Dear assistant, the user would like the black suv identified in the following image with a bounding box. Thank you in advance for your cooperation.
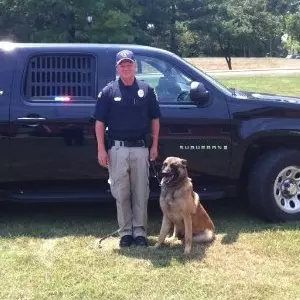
[1,41,300,222]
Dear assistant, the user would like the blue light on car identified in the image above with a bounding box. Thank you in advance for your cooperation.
[55,96,71,102]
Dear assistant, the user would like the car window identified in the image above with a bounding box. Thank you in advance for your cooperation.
[24,54,97,102]
[134,55,193,103]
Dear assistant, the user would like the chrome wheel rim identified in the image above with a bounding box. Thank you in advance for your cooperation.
[274,166,300,214]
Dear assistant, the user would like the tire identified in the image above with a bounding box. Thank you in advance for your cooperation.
[247,148,300,222]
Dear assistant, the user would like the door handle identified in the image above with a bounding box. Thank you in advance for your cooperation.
[17,117,46,128]
[17,117,46,121]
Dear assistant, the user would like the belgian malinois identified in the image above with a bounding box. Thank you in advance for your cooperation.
[152,156,215,254]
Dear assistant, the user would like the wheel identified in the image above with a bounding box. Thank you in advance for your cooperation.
[247,148,300,222]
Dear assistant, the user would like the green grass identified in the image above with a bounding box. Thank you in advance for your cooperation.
[1,200,300,300]
[215,74,300,96]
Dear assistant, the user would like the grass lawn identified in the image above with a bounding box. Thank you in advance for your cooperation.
[1,74,300,300]
[214,74,300,96]
[1,200,300,300]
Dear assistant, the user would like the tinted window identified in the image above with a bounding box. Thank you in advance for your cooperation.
[135,55,193,103]
[24,54,97,101]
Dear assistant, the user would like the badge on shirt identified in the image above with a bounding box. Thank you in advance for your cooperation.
[137,89,144,98]
[114,96,121,101]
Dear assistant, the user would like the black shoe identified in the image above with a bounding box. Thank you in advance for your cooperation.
[119,235,133,247]
[134,236,148,246]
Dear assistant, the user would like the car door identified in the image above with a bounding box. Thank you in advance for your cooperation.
[53,48,111,182]
[9,48,107,182]
[134,53,232,183]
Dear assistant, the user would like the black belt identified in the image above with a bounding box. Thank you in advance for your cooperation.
[112,139,146,147]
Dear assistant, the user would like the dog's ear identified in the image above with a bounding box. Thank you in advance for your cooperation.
[181,159,187,167]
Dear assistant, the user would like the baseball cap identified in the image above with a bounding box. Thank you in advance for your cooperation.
[116,50,135,65]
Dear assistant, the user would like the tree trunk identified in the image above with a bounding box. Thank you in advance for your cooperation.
[225,56,232,70]
[218,38,232,70]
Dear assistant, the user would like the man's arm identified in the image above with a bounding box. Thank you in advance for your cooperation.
[95,120,106,152]
[93,86,111,167]
[95,121,109,167]
[147,86,161,161]
[151,118,160,149]
[150,117,160,161]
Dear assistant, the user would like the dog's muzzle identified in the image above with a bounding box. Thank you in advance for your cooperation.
[161,170,176,185]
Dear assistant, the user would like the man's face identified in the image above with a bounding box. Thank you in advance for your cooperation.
[116,60,135,80]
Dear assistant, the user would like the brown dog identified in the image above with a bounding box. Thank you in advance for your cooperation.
[152,156,215,254]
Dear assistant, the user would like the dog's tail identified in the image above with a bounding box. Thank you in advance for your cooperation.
[193,229,215,243]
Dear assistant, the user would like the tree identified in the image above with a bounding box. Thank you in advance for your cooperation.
[283,12,300,54]
[135,0,182,54]
[285,12,300,42]
[0,0,287,59]
[0,0,143,43]
[179,0,282,69]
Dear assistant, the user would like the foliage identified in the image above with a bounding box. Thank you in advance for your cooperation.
[0,0,298,66]
[281,33,300,54]
[0,0,142,43]
[178,0,283,69]
[285,12,300,42]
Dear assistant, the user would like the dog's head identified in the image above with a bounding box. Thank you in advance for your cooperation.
[160,156,188,186]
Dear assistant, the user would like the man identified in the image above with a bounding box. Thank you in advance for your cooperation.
[93,49,161,247]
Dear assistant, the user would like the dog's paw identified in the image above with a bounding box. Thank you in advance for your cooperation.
[166,236,176,243]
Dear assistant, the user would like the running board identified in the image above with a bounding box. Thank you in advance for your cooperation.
[2,185,231,203]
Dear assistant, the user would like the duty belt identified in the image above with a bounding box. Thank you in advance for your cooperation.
[112,140,146,147]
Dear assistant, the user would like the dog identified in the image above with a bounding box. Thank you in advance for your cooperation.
[152,156,215,254]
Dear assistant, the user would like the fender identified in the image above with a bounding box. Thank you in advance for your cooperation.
[231,118,300,179]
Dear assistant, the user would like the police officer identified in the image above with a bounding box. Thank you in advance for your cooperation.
[93,49,161,247]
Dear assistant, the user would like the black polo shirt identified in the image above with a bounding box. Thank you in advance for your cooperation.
[93,78,161,141]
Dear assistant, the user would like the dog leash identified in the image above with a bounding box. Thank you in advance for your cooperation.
[98,228,120,248]
[150,159,161,186]
[98,217,134,248]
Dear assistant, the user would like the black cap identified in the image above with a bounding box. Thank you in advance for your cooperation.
[116,50,135,65]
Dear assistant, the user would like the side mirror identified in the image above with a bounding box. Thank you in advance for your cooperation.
[190,81,210,104]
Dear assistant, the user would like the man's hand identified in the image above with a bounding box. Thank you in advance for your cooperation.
[150,146,158,161]
[98,149,108,167]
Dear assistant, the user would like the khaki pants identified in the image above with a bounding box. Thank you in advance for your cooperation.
[108,143,150,238]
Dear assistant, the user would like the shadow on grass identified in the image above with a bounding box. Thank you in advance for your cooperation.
[0,197,299,245]
[112,240,211,267]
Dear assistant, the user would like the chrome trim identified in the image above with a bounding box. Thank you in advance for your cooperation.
[17,117,46,121]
